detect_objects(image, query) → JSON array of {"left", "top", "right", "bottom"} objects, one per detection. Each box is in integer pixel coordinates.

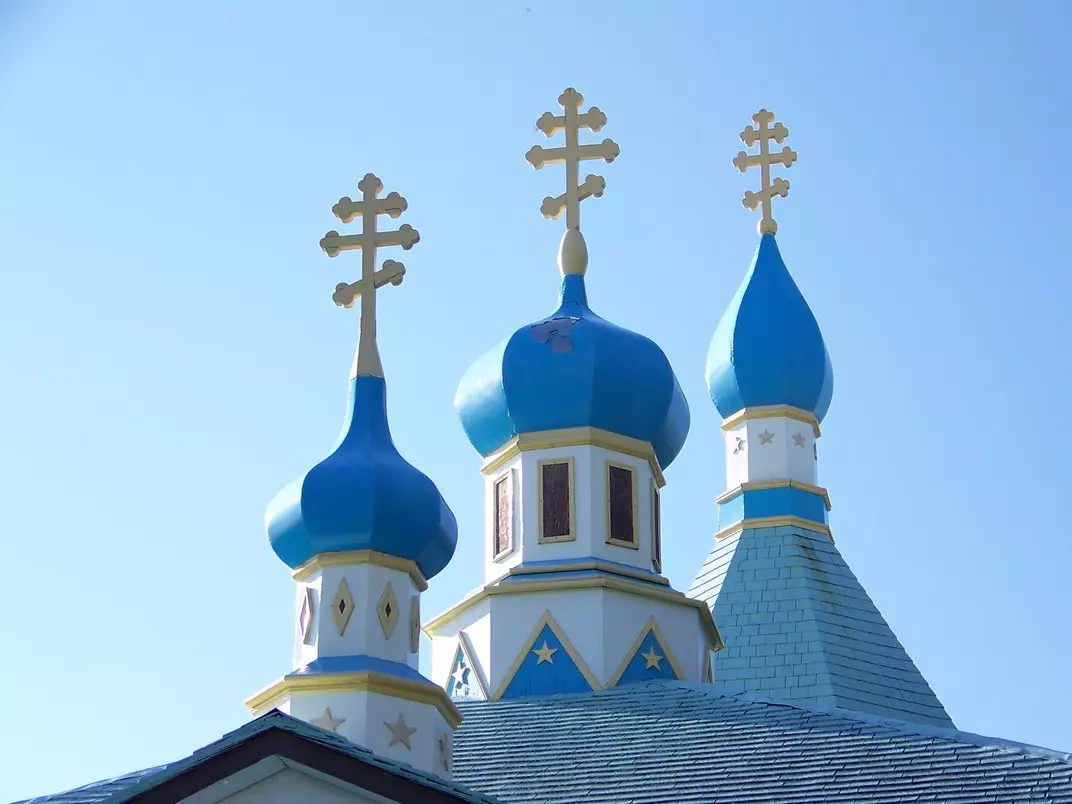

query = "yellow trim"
[
  {"left": 490, "top": 610, "right": 602, "bottom": 701},
  {"left": 537, "top": 457, "right": 577, "bottom": 544},
  {"left": 452, "top": 630, "right": 490, "bottom": 699},
  {"left": 409, "top": 594, "right": 421, "bottom": 654},
  {"left": 651, "top": 480, "right": 662, "bottom": 573},
  {"left": 423, "top": 574, "right": 722, "bottom": 651},
  {"left": 604, "top": 459, "right": 640, "bottom": 549},
  {"left": 245, "top": 670, "right": 462, "bottom": 729},
  {"left": 506, "top": 559, "right": 670, "bottom": 586},
  {"left": 293, "top": 550, "right": 428, "bottom": 592},
  {"left": 491, "top": 469, "right": 515, "bottom": 561},
  {"left": 721, "top": 405, "right": 821, "bottom": 438},
  {"left": 715, "top": 515, "right": 833, "bottom": 542},
  {"left": 716, "top": 480, "right": 832, "bottom": 512},
  {"left": 606, "top": 616, "right": 686, "bottom": 688},
  {"left": 482, "top": 426, "right": 666, "bottom": 489}
]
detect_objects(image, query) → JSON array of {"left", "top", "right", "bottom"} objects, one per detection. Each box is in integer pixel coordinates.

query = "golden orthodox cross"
[
  {"left": 319, "top": 173, "right": 420, "bottom": 379},
  {"left": 733, "top": 109, "right": 797, "bottom": 235},
  {"left": 526, "top": 88, "right": 620, "bottom": 230}
]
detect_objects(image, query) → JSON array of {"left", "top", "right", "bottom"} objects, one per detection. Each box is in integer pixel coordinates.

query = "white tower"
[
  {"left": 429, "top": 89, "right": 721, "bottom": 702},
  {"left": 248, "top": 174, "right": 461, "bottom": 776}
]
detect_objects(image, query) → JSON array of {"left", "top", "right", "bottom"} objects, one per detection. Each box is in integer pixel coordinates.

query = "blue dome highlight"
[
  {"left": 455, "top": 273, "right": 690, "bottom": 469},
  {"left": 706, "top": 234, "right": 833, "bottom": 422},
  {"left": 266, "top": 374, "right": 458, "bottom": 579}
]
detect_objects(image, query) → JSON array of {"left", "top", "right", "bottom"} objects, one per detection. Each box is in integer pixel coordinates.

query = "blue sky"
[{"left": 2, "top": 0, "right": 1070, "bottom": 798}]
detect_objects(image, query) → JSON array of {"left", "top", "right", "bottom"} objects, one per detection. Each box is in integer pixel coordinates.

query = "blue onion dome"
[
  {"left": 454, "top": 230, "right": 690, "bottom": 469},
  {"left": 706, "top": 233, "right": 834, "bottom": 422},
  {"left": 266, "top": 374, "right": 458, "bottom": 580}
]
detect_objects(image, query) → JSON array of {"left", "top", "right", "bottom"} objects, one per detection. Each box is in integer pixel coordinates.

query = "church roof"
[
  {"left": 690, "top": 523, "right": 954, "bottom": 728},
  {"left": 453, "top": 682, "right": 1072, "bottom": 803},
  {"left": 12, "top": 710, "right": 500, "bottom": 804}
]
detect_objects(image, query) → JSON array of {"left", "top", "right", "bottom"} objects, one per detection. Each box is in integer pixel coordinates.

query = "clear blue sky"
[{"left": 2, "top": 1, "right": 1070, "bottom": 798}]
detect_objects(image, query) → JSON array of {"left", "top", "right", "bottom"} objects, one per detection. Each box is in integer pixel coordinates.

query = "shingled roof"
[
  {"left": 12, "top": 710, "right": 501, "bottom": 804},
  {"left": 453, "top": 682, "right": 1072, "bottom": 803},
  {"left": 690, "top": 524, "right": 954, "bottom": 728}
]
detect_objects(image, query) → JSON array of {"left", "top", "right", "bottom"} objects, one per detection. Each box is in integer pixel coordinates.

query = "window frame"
[
  {"left": 604, "top": 460, "right": 639, "bottom": 549},
  {"left": 537, "top": 457, "right": 576, "bottom": 543},
  {"left": 492, "top": 469, "right": 515, "bottom": 561}
]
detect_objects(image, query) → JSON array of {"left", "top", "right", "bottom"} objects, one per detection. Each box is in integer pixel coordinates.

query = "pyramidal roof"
[{"left": 689, "top": 523, "right": 953, "bottom": 727}]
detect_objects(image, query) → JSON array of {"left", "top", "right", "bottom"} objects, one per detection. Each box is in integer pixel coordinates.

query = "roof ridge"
[{"left": 687, "top": 682, "right": 1072, "bottom": 764}]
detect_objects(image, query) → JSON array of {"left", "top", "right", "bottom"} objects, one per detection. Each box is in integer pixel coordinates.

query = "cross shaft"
[{"left": 318, "top": 173, "right": 420, "bottom": 379}]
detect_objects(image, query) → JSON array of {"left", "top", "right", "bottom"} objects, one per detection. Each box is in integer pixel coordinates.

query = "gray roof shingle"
[
  {"left": 690, "top": 525, "right": 954, "bottom": 727},
  {"left": 452, "top": 682, "right": 1072, "bottom": 803}
]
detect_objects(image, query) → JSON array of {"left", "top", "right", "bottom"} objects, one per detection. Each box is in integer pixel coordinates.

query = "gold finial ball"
[{"left": 758, "top": 219, "right": 778, "bottom": 235}]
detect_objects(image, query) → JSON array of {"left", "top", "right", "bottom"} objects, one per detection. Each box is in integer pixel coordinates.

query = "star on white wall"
[
  {"left": 385, "top": 713, "right": 417, "bottom": 749},
  {"left": 310, "top": 708, "right": 345, "bottom": 732},
  {"left": 733, "top": 436, "right": 746, "bottom": 454},
  {"left": 758, "top": 430, "right": 775, "bottom": 445},
  {"left": 792, "top": 432, "right": 806, "bottom": 448},
  {"left": 532, "top": 641, "right": 558, "bottom": 664}
]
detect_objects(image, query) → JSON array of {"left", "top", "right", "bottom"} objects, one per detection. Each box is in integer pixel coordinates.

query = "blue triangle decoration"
[
  {"left": 446, "top": 643, "right": 485, "bottom": 700},
  {"left": 500, "top": 623, "right": 594, "bottom": 700},
  {"left": 614, "top": 627, "right": 679, "bottom": 686}
]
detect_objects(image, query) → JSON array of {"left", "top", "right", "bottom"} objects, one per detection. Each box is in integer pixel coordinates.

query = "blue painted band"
[
  {"left": 717, "top": 486, "right": 828, "bottom": 529},
  {"left": 511, "top": 557, "right": 665, "bottom": 580},
  {"left": 500, "top": 568, "right": 666, "bottom": 588},
  {"left": 288, "top": 655, "right": 432, "bottom": 686}
]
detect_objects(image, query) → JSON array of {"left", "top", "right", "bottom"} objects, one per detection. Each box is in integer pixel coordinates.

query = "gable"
[{"left": 199, "top": 763, "right": 387, "bottom": 804}]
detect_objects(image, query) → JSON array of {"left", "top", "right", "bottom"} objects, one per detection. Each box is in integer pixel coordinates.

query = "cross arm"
[
  {"left": 540, "top": 175, "right": 607, "bottom": 219},
  {"left": 331, "top": 191, "right": 408, "bottom": 224},
  {"left": 525, "top": 139, "right": 620, "bottom": 169},
  {"left": 536, "top": 107, "right": 608, "bottom": 137},
  {"left": 331, "top": 259, "right": 407, "bottom": 308},
  {"left": 732, "top": 146, "right": 798, "bottom": 173},
  {"left": 742, "top": 178, "right": 790, "bottom": 210}
]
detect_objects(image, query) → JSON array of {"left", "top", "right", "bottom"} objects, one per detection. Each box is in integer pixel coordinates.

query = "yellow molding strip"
[
  {"left": 721, "top": 405, "right": 821, "bottom": 438},
  {"left": 423, "top": 574, "right": 722, "bottom": 651},
  {"left": 292, "top": 550, "right": 428, "bottom": 592},
  {"left": 245, "top": 670, "right": 462, "bottom": 729},
  {"left": 507, "top": 559, "right": 670, "bottom": 586},
  {"left": 481, "top": 426, "right": 666, "bottom": 489},
  {"left": 489, "top": 610, "right": 602, "bottom": 701},
  {"left": 715, "top": 515, "right": 833, "bottom": 543},
  {"left": 716, "top": 480, "right": 833, "bottom": 512}
]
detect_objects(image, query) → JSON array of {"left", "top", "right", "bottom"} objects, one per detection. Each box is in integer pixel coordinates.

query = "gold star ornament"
[
  {"left": 641, "top": 646, "right": 664, "bottom": 670},
  {"left": 532, "top": 641, "right": 558, "bottom": 665}
]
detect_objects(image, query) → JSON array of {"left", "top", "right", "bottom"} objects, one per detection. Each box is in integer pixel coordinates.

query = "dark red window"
[
  {"left": 541, "top": 462, "right": 571, "bottom": 539},
  {"left": 494, "top": 474, "right": 512, "bottom": 556},
  {"left": 608, "top": 465, "right": 635, "bottom": 545}
]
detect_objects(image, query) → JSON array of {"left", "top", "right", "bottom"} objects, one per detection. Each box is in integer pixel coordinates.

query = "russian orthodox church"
[{"left": 15, "top": 91, "right": 1072, "bottom": 804}]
